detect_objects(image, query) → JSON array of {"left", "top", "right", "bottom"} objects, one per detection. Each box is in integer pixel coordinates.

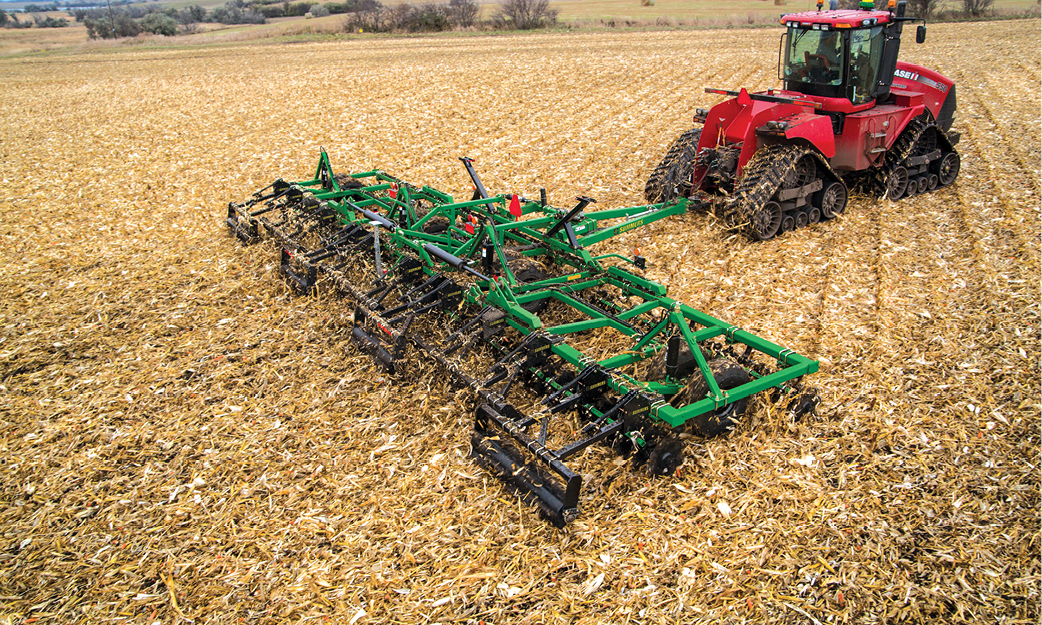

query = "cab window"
[{"left": 849, "top": 26, "right": 884, "bottom": 104}]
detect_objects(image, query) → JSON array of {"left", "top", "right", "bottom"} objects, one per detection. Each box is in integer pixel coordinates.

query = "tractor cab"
[{"left": 779, "top": 1, "right": 926, "bottom": 109}]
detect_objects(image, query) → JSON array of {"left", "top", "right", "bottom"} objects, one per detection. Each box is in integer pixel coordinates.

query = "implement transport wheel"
[
  {"left": 750, "top": 201, "right": 783, "bottom": 241},
  {"left": 509, "top": 257, "right": 550, "bottom": 314},
  {"left": 886, "top": 166, "right": 909, "bottom": 200},
  {"left": 934, "top": 152, "right": 961, "bottom": 186},
  {"left": 676, "top": 359, "right": 753, "bottom": 438},
  {"left": 814, "top": 180, "right": 847, "bottom": 219}
]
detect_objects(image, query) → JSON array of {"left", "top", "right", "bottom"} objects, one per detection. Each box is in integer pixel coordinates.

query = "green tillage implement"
[{"left": 226, "top": 150, "right": 820, "bottom": 527}]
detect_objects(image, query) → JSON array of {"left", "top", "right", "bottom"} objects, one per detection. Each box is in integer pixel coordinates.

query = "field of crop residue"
[{"left": 0, "top": 20, "right": 1039, "bottom": 625}]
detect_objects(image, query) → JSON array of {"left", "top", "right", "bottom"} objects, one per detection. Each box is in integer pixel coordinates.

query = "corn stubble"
[{"left": 0, "top": 20, "right": 1038, "bottom": 625}]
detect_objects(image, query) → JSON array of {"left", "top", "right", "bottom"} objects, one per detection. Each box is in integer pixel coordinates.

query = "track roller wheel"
[
  {"left": 814, "top": 180, "right": 848, "bottom": 219},
  {"left": 782, "top": 153, "right": 817, "bottom": 190},
  {"left": 916, "top": 177, "right": 929, "bottom": 194},
  {"left": 749, "top": 201, "right": 782, "bottom": 241},
  {"left": 780, "top": 214, "right": 796, "bottom": 233},
  {"left": 904, "top": 179, "right": 918, "bottom": 198},
  {"left": 795, "top": 211, "right": 809, "bottom": 229},
  {"left": 675, "top": 359, "right": 752, "bottom": 438},
  {"left": 885, "top": 166, "right": 909, "bottom": 200},
  {"left": 807, "top": 207, "right": 821, "bottom": 224},
  {"left": 927, "top": 174, "right": 939, "bottom": 191},
  {"left": 934, "top": 152, "right": 961, "bottom": 186}
]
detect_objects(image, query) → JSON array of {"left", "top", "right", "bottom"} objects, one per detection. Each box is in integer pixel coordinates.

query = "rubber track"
[
  {"left": 721, "top": 144, "right": 842, "bottom": 235},
  {"left": 644, "top": 127, "right": 701, "bottom": 204},
  {"left": 873, "top": 113, "right": 957, "bottom": 196}
]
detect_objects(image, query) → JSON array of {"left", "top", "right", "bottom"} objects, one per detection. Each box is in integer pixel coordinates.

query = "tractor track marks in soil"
[
  {"left": 955, "top": 76, "right": 1041, "bottom": 197},
  {"left": 808, "top": 206, "right": 884, "bottom": 365},
  {"left": 947, "top": 181, "right": 1039, "bottom": 322},
  {"left": 804, "top": 228, "right": 838, "bottom": 363},
  {"left": 952, "top": 110, "right": 1041, "bottom": 266},
  {"left": 941, "top": 93, "right": 1040, "bottom": 289}
]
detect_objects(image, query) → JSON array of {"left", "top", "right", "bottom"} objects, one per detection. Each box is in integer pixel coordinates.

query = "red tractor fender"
[
  {"left": 699, "top": 89, "right": 835, "bottom": 178},
  {"left": 768, "top": 112, "right": 836, "bottom": 159}
]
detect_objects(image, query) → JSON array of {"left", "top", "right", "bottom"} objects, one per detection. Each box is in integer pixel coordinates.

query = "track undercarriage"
[
  {"left": 227, "top": 151, "right": 819, "bottom": 526},
  {"left": 645, "top": 110, "right": 960, "bottom": 242}
]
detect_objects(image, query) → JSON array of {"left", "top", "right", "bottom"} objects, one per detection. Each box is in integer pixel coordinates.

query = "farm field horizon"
[
  {"left": 0, "top": 0, "right": 1040, "bottom": 57},
  {"left": 0, "top": 18, "right": 1039, "bottom": 624}
]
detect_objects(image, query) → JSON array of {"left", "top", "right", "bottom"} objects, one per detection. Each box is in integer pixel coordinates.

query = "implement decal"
[{"left": 619, "top": 219, "right": 645, "bottom": 234}]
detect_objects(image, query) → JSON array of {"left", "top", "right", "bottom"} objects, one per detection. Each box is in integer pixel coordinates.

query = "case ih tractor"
[{"left": 646, "top": 0, "right": 961, "bottom": 240}]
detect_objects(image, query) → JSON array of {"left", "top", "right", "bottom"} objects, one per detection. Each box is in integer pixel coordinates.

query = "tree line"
[{"left": 1, "top": 0, "right": 1006, "bottom": 37}]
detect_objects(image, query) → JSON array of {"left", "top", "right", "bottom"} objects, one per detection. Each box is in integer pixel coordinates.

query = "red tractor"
[{"left": 646, "top": 0, "right": 961, "bottom": 240}]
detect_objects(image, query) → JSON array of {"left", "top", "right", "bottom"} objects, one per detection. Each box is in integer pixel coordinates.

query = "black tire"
[
  {"left": 646, "top": 341, "right": 701, "bottom": 383},
  {"left": 749, "top": 200, "right": 783, "bottom": 241},
  {"left": 934, "top": 152, "right": 961, "bottom": 186},
  {"left": 645, "top": 128, "right": 702, "bottom": 204},
  {"left": 334, "top": 174, "right": 365, "bottom": 190},
  {"left": 673, "top": 359, "right": 752, "bottom": 438},
  {"left": 886, "top": 166, "right": 909, "bottom": 200},
  {"left": 814, "top": 179, "right": 848, "bottom": 219},
  {"left": 422, "top": 217, "right": 449, "bottom": 234},
  {"left": 509, "top": 257, "right": 549, "bottom": 314}
]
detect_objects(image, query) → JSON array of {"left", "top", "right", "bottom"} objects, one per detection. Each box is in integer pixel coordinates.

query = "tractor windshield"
[
  {"left": 783, "top": 26, "right": 846, "bottom": 99},
  {"left": 783, "top": 28, "right": 845, "bottom": 88}
]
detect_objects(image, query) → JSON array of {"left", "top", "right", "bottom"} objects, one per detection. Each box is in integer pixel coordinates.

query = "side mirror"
[{"left": 916, "top": 25, "right": 926, "bottom": 44}]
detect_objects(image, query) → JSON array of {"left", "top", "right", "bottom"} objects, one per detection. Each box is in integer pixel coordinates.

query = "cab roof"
[{"left": 780, "top": 9, "right": 893, "bottom": 28}]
